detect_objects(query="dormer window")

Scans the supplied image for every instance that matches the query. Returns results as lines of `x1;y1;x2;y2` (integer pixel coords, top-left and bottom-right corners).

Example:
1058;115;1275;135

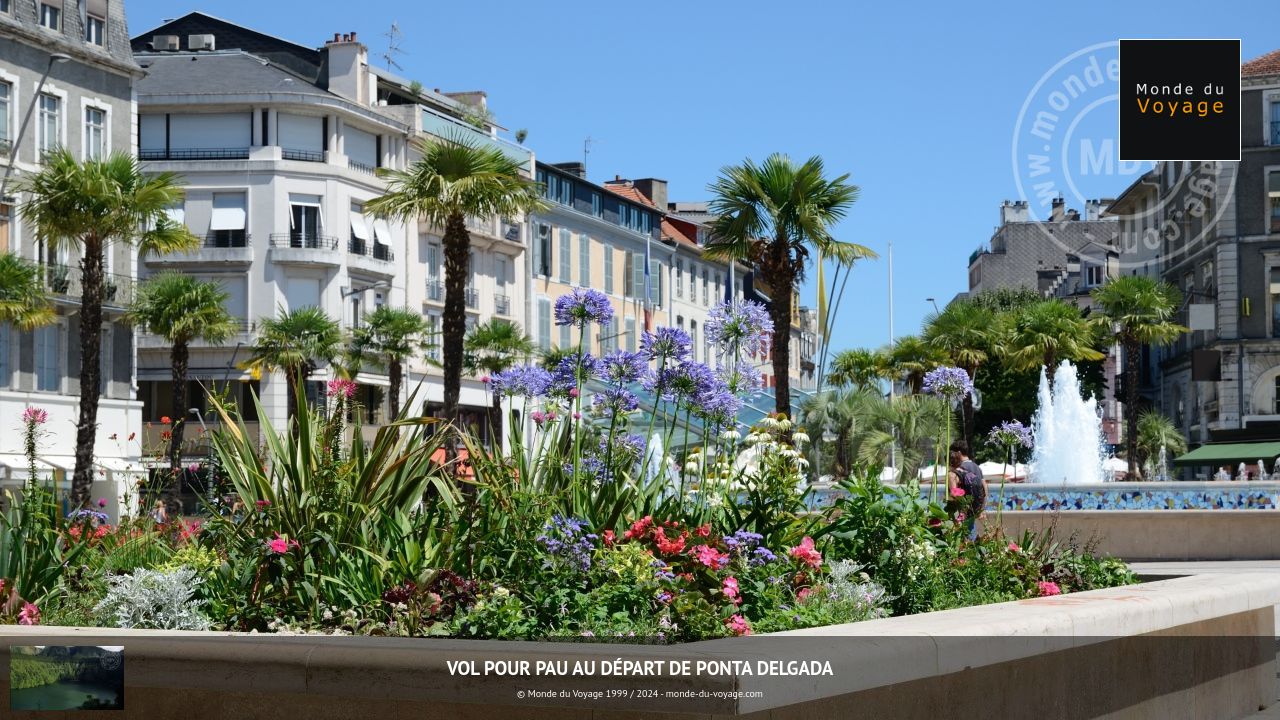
1083;264;1104;287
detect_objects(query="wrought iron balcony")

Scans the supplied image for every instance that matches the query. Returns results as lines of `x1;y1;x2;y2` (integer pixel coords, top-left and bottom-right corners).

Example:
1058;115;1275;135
348;158;375;175
426;279;443;302
494;293;510;316
269;232;338;250
465;287;479;309
139;147;251;161
348;237;394;261
281;148;324;162
43;264;133;308
204;231;249;248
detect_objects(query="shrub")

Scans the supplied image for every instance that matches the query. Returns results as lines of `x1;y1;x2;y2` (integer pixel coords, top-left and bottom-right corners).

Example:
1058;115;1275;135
93;567;211;630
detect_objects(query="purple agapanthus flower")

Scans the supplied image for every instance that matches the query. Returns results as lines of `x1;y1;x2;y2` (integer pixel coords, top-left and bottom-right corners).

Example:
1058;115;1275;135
611;433;646;463
599;350;648;385
705;300;773;358
489;365;553;399
640;327;692;365
554;288;614;328
592;386;639;416
646;360;717;403
551;354;601;396
922;365;974;401
989;420;1033;449
716;363;763;398
693;385;742;430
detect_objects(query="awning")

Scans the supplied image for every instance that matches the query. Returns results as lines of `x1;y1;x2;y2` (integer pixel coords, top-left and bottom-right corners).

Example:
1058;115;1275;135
0;454;54;472
373;219;393;245
210;195;247;231
350;211;370;241
40;456;77;472
164;207;185;225
1174;441;1280;466
95;457;144;474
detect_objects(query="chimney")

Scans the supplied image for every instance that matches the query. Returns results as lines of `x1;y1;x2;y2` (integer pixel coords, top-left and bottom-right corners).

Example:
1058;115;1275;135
551;162;587;179
324;32;368;105
999;199;1029;225
1051;197;1066;222
632;178;668;210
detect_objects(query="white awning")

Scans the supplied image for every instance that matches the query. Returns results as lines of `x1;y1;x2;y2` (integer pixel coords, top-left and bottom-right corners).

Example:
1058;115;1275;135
40;456;77;472
210;194;247;231
373;219;393;245
164;207;185;225
0;454;53;471
350;211;370;240
95;457;144;474
354;371;390;388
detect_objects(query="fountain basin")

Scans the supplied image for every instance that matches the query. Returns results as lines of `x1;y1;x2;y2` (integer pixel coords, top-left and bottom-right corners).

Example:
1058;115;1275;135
804;482;1280;511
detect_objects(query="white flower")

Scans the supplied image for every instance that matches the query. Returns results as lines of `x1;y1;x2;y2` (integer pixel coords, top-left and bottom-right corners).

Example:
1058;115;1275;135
792;431;810;446
721;429;742;442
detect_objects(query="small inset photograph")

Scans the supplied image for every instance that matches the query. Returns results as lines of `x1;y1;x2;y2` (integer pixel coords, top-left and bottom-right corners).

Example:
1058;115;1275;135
9;645;124;711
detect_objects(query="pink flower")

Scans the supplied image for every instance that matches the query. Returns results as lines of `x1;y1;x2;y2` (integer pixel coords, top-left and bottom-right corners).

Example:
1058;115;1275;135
797;587;813;603
573;412;581;420
722;577;741;605
22;407;48;425
97;498;107;508
950;486;966;497
481;375;491;384
266;532;299;555
1008;542;1021;552
17;602;40;626
161;415;171;425
693;544;729;568
1037;581;1061;597
569;388;580;398
724;614;751;636
789;537;823;570
187;463;200;474
955;512;967;523
326;378;357;399
255;499;271;509
531;410;547;425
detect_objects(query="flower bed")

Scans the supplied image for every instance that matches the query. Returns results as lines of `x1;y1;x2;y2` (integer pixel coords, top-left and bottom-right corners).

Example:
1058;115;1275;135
0;294;1134;639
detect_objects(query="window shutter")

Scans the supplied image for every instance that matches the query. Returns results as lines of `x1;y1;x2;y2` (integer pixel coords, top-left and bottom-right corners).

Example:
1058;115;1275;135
650;260;663;307
604;244;613;294
559;323;570;350
538;298;550;350
559;229;571;282
582;324;591;353
633;252;645;300
579;234;590;287
625;317;636;352
623;252;633;297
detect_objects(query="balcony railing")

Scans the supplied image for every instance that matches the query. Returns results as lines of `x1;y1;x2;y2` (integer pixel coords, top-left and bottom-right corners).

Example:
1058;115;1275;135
348;158;375;175
494;293;510;316
43;264;133;307
348;237;394;261
282;148;324;162
465;287;479;309
269;233;338;250
139;147;251;161
1272;121;1280;146
502;219;522;243
426;279;443;302
204;231;249;248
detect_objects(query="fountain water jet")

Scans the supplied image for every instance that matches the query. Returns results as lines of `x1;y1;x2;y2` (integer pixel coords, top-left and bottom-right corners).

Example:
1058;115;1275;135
1029;361;1107;484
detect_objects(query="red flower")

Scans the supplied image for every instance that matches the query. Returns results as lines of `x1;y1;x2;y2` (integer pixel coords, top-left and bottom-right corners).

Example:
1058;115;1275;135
1037;581;1061;597
653;527;686;555
266;532;300;555
602;530;616;547
928;518;942;527
161;416;171;425
694;524;712;538
624;516;653;541
950;486;966;497
127;432;136;441
693;544;728;568
1008;542;1021;552
788;537;823;570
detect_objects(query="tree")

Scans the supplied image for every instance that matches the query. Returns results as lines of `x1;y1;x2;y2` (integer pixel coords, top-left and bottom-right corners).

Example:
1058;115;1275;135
800;387;879;480
127;273;236;506
365;134;545;438
1092;276;1187;479
887;334;946;394
245;307;343;422
351;306;431;419
706;153;874;416
17;150;196;509
856;393;953;483
825;348;890;391
0;252;53;329
464;318;536;447
1001;300;1103;386
1135;409;1187;474
923;299;995;443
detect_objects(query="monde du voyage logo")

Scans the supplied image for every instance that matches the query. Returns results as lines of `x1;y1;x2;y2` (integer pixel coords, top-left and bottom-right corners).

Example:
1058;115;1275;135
1119;39;1240;161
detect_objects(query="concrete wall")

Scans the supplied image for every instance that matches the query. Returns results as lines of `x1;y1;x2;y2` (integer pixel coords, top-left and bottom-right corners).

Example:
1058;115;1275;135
987;510;1280;560
2;574;1278;719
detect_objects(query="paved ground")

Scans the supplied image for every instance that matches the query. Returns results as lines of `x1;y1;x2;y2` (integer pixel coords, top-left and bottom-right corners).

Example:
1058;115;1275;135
1129;562;1280;718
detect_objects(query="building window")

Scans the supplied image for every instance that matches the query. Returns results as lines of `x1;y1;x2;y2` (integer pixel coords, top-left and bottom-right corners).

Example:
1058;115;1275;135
425;313;440;361
38;2;60;30
38;94;60;155
1271;100;1280;145
537;297;550;351
578;234;590;287
648;259;663;307
558;228;571;282
1271;268;1280;338
0;202;9;254
543;172;573;206
1083;264;1104;287
603;244;613;294
1274;376;1280;415
0;0;9;13
690;320;698;363
533;224;551;277
289;197;323;245
35;324;59;392
85;12;105;46
84;106;106;159
0;323;9;388
0;81;10;150
701;268;708;305
1269;171;1280;234
211;193;247;246
625;317;635;352
591;191;602;218
675;259;683;298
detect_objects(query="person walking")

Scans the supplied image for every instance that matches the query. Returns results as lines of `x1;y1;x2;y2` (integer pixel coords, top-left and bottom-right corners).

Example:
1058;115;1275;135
947;440;987;541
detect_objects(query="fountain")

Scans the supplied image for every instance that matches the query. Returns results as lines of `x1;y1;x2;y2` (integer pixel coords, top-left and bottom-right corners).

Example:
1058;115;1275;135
1029;361;1107;484
1154;446;1170;482
1238;462;1248;482
1259;459;1270;483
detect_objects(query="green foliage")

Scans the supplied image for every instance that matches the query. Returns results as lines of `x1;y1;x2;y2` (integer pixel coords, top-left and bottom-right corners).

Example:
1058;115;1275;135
0;480;86;606
0;252;54;329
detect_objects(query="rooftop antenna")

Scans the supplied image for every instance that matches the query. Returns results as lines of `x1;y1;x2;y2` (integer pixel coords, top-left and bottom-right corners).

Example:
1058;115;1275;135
381;22;405;72
583;135;599;167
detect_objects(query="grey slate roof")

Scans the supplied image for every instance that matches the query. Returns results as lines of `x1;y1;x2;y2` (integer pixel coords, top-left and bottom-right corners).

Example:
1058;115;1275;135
135;50;332;99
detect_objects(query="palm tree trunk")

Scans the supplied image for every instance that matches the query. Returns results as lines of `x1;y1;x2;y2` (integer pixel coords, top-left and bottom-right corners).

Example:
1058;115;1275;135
167;341;189;513
490;393;502;451
285;367;298;422
388;357;402;419
441;212;471;458
1044;350;1058;388
1124;338;1141;479
767;265;793;419
71;243;104;510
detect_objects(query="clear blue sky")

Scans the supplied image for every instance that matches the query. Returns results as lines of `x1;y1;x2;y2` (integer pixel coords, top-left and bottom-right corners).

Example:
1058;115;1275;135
126;0;1276;354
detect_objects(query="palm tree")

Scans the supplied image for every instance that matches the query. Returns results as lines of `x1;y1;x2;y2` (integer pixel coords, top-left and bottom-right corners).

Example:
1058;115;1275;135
351;306;431;419
856;393;953;482
17;150;196;508
127;273;236;502
825;348;890;391
0;252;53;329
1001;300;1103;386
887;334;946;394
464;318;536;447
1092;276;1187;479
923;299;995;443
800;387;879;480
706;153;874;416
365;134;545;433
1135;409;1187;475
245;307;343;422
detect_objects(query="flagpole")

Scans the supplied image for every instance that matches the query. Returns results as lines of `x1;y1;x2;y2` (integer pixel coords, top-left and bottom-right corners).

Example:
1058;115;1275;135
888;242;897;473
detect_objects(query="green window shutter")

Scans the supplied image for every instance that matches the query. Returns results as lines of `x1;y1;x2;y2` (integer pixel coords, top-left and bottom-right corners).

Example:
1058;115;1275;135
559;229;571;282
580;234;591;286
604;244;614;294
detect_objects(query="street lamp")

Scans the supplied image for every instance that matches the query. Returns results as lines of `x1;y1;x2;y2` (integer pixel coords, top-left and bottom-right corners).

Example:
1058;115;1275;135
926;297;940;314
0;52;72;202
341;279;391;299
